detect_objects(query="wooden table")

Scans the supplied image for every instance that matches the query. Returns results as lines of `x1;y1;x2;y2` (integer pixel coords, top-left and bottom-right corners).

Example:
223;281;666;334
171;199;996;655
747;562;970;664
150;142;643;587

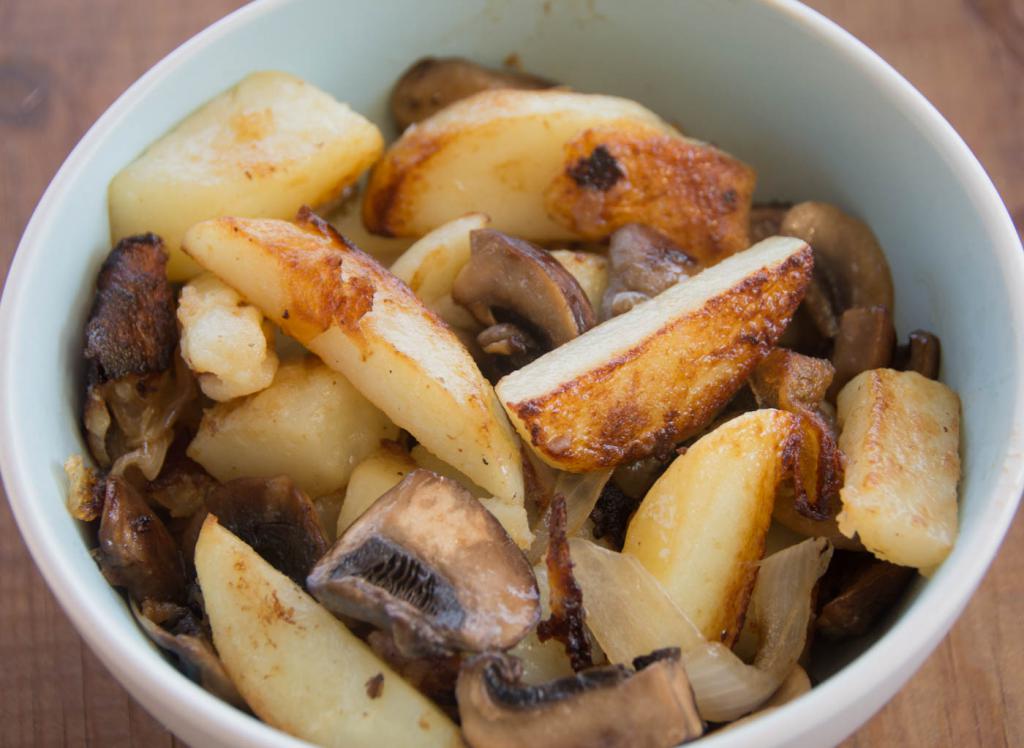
1;1;1021;745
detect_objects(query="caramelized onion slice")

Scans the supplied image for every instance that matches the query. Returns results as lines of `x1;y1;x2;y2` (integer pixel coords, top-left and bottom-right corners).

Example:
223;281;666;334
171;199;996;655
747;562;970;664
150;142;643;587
570;537;831;722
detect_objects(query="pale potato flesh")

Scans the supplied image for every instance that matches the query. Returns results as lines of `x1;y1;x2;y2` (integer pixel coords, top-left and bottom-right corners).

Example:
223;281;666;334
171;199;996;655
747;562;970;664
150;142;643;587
110;71;383;280
623;409;798;644
336;443;416;536
177;272;278;401
188;357;398;497
391;213;490;306
837;369;961;571
496;236;813;472
550;249;609;311
363;89;677;240
194;516;460;747
182;213;526;511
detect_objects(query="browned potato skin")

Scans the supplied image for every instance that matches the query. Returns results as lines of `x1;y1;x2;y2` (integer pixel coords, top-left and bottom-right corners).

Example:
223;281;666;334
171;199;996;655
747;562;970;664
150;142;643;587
544;123;756;266
501;247;812;471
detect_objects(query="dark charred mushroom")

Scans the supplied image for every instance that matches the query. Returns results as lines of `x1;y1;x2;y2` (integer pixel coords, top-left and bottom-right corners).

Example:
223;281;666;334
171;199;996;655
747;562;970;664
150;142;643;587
84;233;178;385
206;476;328;586
95;475;187;605
828;306;896;400
588;482;641;551
453;229;595;368
307;469;540;657
816;551;915;640
600;224;698;320
390;57;554;131
456;649;703;748
131;600;246;708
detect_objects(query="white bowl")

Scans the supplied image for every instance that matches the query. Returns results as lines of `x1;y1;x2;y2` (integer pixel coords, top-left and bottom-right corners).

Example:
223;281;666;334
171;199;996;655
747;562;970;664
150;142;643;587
1;1;1022;746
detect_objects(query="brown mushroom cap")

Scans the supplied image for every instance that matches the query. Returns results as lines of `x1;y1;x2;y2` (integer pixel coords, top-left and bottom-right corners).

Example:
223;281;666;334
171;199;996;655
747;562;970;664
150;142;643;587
600;223;698;320
457;649;703;748
828;305;896;400
307;469;540;658
390;57;554;131
780;202;895;319
205;476;328;586
96;475;187;605
817;551;915;640
453;229;596;350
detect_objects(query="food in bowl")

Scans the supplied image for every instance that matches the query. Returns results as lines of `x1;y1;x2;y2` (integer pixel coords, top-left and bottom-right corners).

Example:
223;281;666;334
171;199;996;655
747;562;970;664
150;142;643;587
65;57;962;747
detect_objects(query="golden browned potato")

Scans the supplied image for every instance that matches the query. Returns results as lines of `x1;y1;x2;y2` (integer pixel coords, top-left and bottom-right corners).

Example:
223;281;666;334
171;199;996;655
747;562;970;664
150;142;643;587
550;249;609;311
496;237;812;472
188;357;398;497
623;409;800;645
195;516;460;747
544;122;755;265
110;71;383;280
182;211;526;515
362;89;676;240
837;369;961;571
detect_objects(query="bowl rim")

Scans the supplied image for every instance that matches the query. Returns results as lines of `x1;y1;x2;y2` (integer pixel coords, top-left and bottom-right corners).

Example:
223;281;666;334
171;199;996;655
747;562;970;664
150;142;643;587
2;1;1022;746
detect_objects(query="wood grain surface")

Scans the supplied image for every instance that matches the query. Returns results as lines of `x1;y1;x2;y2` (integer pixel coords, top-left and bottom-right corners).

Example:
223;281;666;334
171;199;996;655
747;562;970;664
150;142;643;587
1;1;1021;745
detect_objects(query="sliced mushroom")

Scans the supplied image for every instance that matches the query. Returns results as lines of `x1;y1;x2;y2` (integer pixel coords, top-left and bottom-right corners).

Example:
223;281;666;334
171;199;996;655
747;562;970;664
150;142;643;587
95;475;187;605
895;329;942;379
816;551;915;640
130;600;246;709
600;223;698;320
587;482;641;551
367;629;461;716
477;322;542;371
205;476;328;586
828;305;896;400
457;649;703;748
390;57;555;131
748;202;791;245
307;469;539;657
453;229;595;366
780;202;894;321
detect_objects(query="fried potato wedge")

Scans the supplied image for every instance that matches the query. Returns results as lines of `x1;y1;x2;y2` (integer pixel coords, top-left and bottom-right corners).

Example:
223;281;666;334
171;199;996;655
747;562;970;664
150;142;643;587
188;357;397;497
195;516;460;747
837;369;961;571
110;71;383;280
623;409;801;645
362;89;676;240
496;237;812;472
545;122;755;265
550;249;609;311
182;212;526;511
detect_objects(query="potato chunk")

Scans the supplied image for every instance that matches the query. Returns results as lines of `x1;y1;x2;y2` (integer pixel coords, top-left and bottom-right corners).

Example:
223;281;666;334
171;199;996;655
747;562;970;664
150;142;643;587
178;273;278;401
363;89;676;240
337;443;416;536
182;211;526;512
188;357;398;497
623;410;799;644
550;250;609;311
544;123;755;265
390;213;489;329
110;71;383;279
496;237;812;471
837;369;961;571
195;516;460;747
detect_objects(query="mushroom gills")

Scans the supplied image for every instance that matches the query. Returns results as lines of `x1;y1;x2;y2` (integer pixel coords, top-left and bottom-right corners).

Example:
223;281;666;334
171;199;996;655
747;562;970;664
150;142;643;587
457;649;703;748
307;469;539;657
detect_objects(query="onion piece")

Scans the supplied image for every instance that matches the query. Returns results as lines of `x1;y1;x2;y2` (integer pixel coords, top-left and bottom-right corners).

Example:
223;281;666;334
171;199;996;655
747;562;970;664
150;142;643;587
528;468;612;561
570;536;831;722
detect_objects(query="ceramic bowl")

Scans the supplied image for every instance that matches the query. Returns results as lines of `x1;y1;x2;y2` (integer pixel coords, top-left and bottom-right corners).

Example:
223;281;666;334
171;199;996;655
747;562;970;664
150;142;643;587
2;1;1022;746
